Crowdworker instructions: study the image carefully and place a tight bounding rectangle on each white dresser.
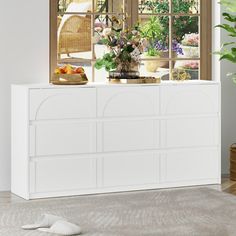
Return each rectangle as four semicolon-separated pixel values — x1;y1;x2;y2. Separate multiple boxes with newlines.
11;81;221;200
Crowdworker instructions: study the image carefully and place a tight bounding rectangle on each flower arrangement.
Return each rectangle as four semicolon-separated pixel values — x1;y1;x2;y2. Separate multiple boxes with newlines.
182;61;199;70
94;18;144;73
182;33;199;47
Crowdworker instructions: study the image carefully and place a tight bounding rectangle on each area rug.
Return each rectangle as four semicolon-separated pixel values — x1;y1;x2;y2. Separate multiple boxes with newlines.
1;187;236;236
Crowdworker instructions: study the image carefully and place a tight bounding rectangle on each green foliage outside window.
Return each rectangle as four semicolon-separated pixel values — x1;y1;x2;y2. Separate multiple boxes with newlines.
143;0;198;44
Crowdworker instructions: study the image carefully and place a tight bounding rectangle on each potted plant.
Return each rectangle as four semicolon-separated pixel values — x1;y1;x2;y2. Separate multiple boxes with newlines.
180;61;199;80
181;33;199;58
94;18;144;79
140;16;163;72
215;0;236;82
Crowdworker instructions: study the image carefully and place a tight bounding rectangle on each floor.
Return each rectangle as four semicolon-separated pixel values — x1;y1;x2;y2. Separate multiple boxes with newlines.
221;177;236;195
0;177;236;204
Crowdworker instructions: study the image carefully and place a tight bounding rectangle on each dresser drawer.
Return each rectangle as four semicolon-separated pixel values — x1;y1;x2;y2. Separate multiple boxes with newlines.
160;85;219;115
100;120;159;152
161;117;219;148
30;88;96;120
97;87;159;117
161;148;219;183
30;157;97;193
30;122;96;156
103;152;159;187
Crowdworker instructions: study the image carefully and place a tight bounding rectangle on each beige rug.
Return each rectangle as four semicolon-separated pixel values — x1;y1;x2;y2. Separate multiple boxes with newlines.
1;188;236;236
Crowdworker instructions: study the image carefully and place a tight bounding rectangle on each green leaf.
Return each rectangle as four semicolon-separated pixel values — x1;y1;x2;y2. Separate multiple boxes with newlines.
222;13;236;22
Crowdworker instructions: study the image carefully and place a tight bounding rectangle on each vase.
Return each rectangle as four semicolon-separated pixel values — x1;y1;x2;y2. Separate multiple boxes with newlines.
181;46;199;58
109;62;140;79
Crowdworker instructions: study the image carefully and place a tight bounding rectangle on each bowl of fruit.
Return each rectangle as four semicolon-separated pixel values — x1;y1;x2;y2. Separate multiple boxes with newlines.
52;65;88;85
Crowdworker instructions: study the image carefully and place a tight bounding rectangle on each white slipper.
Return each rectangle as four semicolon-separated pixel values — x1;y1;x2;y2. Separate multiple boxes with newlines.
22;214;66;230
38;220;82;235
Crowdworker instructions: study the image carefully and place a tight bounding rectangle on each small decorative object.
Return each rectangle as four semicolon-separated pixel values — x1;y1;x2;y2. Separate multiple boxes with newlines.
181;61;199;80
94;16;144;80
181;33;199;58
172;68;191;81
52;65;88;85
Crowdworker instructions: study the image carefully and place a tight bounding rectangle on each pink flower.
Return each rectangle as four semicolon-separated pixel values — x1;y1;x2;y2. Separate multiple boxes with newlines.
182;33;199;47
182;61;199;69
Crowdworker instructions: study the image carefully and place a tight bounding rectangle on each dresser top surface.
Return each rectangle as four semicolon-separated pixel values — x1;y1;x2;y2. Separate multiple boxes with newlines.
12;80;220;89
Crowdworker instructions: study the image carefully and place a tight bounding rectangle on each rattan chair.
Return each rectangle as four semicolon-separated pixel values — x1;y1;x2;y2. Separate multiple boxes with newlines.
58;15;91;57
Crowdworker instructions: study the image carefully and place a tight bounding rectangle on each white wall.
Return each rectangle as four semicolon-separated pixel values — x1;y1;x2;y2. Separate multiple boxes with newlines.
220;6;236;175
0;0;49;190
0;1;233;190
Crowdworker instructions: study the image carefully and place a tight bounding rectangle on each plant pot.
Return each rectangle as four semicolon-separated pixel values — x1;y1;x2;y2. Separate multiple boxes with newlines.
185;69;199;80
143;56;160;72
181;45;199;58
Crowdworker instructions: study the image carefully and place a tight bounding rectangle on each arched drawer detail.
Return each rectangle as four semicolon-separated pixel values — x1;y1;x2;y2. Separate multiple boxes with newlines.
161;85;219;115
97;87;159;117
30;88;96;120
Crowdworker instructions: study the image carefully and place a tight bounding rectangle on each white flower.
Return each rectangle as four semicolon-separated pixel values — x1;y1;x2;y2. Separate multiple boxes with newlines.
95;27;103;33
102;28;112;37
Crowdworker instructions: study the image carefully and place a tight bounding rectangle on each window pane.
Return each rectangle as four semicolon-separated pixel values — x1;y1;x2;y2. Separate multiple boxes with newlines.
172;16;199;58
139;0;169;14
58;0;124;14
57;13;92;60
96;0;124;13
58;0;92;14
94;67;108;82
172;0;200;14
174;60;200;80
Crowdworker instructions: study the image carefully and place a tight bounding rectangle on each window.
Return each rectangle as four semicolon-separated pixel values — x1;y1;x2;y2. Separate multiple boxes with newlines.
50;0;212;82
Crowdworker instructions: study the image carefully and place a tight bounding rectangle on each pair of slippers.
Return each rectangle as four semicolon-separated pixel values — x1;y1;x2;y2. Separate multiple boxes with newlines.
22;214;82;235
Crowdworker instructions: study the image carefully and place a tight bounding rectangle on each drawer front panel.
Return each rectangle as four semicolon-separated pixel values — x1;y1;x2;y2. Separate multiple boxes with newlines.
161;85;219;115
102;120;159;152
97;87;159;117
30;157;96;193
30;122;96;156
103;153;159;187
161;117;219;148
30;88;96;120
161;148;219;182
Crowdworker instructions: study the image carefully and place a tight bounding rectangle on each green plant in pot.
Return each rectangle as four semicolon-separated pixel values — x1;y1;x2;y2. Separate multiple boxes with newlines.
140;16;163;72
215;0;236;83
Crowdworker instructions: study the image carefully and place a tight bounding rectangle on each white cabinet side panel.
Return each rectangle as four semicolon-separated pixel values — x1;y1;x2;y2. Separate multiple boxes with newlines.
11;86;29;199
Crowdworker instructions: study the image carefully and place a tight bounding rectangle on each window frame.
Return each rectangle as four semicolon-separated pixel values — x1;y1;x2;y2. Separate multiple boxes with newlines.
49;0;212;82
